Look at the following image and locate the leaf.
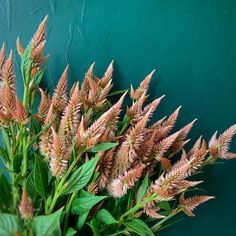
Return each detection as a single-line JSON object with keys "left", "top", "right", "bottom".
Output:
{"left": 88, "top": 218, "right": 101, "bottom": 236}
{"left": 137, "top": 174, "right": 149, "bottom": 203}
{"left": 13, "top": 153, "right": 22, "bottom": 173}
{"left": 123, "top": 218, "right": 154, "bottom": 236}
{"left": 76, "top": 212, "right": 89, "bottom": 231}
{"left": 65, "top": 227, "right": 77, "bottom": 236}
{"left": 87, "top": 142, "right": 118, "bottom": 153}
{"left": 0, "top": 146, "right": 10, "bottom": 164}
{"left": 0, "top": 175, "right": 11, "bottom": 208}
{"left": 157, "top": 201, "right": 171, "bottom": 213}
{"left": 71, "top": 194, "right": 107, "bottom": 215}
{"left": 20, "top": 44, "right": 32, "bottom": 84}
{"left": 34, "top": 154, "right": 48, "bottom": 199}
{"left": 1, "top": 129, "right": 11, "bottom": 155}
{"left": 32, "top": 207, "right": 63, "bottom": 236}
{"left": 108, "top": 89, "right": 128, "bottom": 97}
{"left": 96, "top": 209, "right": 117, "bottom": 225}
{"left": 0, "top": 213, "right": 20, "bottom": 236}
{"left": 63, "top": 155, "right": 100, "bottom": 196}
{"left": 26, "top": 171, "right": 38, "bottom": 199}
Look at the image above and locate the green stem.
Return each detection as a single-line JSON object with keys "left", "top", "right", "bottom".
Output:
{"left": 63, "top": 191, "right": 77, "bottom": 234}
{"left": 22, "top": 128, "right": 28, "bottom": 179}
{"left": 150, "top": 209, "right": 181, "bottom": 233}
{"left": 120, "top": 194, "right": 156, "bottom": 221}
{"left": 46, "top": 151, "right": 84, "bottom": 214}
{"left": 23, "top": 85, "right": 29, "bottom": 108}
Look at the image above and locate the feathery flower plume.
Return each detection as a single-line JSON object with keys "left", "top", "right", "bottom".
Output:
{"left": 108, "top": 164, "right": 144, "bottom": 198}
{"left": 12, "top": 97, "right": 28, "bottom": 124}
{"left": 79, "top": 93, "right": 126, "bottom": 148}
{"left": 16, "top": 37, "right": 24, "bottom": 57}
{"left": 19, "top": 189, "right": 34, "bottom": 220}
{"left": 168, "top": 119, "right": 197, "bottom": 158}
{"left": 97, "top": 148, "right": 115, "bottom": 190}
{"left": 1, "top": 51, "right": 16, "bottom": 93}
{"left": 179, "top": 193, "right": 214, "bottom": 217}
{"left": 50, "top": 128, "right": 69, "bottom": 176}
{"left": 142, "top": 95, "right": 165, "bottom": 117}
{"left": 59, "top": 82, "right": 81, "bottom": 144}
{"left": 130, "top": 70, "right": 155, "bottom": 100}
{"left": 0, "top": 42, "right": 6, "bottom": 71}
{"left": 209, "top": 124, "right": 236, "bottom": 159}
{"left": 30, "top": 15, "right": 48, "bottom": 74}
{"left": 39, "top": 103, "right": 55, "bottom": 159}
{"left": 52, "top": 65, "right": 68, "bottom": 113}
{"left": 35, "top": 88, "right": 51, "bottom": 122}
{"left": 112, "top": 108, "right": 153, "bottom": 179}
{"left": 147, "top": 161, "right": 191, "bottom": 201}
{"left": 100, "top": 60, "right": 114, "bottom": 87}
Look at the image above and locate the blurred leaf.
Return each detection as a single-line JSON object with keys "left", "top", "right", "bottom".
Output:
{"left": 123, "top": 218, "right": 154, "bottom": 236}
{"left": 96, "top": 209, "right": 117, "bottom": 225}
{"left": 34, "top": 154, "right": 48, "bottom": 199}
{"left": 87, "top": 142, "right": 118, "bottom": 153}
{"left": 76, "top": 212, "right": 89, "bottom": 231}
{"left": 26, "top": 171, "right": 38, "bottom": 199}
{"left": 65, "top": 227, "right": 77, "bottom": 236}
{"left": 33, "top": 207, "right": 63, "bottom": 236}
{"left": 1, "top": 129, "right": 11, "bottom": 155}
{"left": 63, "top": 155, "right": 100, "bottom": 196}
{"left": 0, "top": 146, "right": 9, "bottom": 164}
{"left": 72, "top": 195, "right": 107, "bottom": 215}
{"left": 13, "top": 154, "right": 22, "bottom": 173}
{"left": 108, "top": 89, "right": 128, "bottom": 97}
{"left": 0, "top": 213, "right": 20, "bottom": 236}
{"left": 157, "top": 201, "right": 171, "bottom": 213}
{"left": 0, "top": 174, "right": 11, "bottom": 208}
{"left": 88, "top": 218, "right": 101, "bottom": 236}
{"left": 137, "top": 174, "right": 149, "bottom": 203}
{"left": 21, "top": 44, "right": 32, "bottom": 84}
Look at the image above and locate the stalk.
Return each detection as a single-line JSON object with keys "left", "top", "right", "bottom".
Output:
{"left": 150, "top": 208, "right": 181, "bottom": 233}
{"left": 63, "top": 191, "right": 77, "bottom": 234}
{"left": 119, "top": 194, "right": 156, "bottom": 221}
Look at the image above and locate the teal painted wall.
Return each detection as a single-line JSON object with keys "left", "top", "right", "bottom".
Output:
{"left": 1, "top": 0, "right": 236, "bottom": 235}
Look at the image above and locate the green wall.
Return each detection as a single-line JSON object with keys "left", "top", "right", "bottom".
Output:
{"left": 1, "top": 0, "right": 236, "bottom": 235}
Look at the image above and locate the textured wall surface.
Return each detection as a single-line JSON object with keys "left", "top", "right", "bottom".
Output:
{"left": 0, "top": 0, "right": 236, "bottom": 235}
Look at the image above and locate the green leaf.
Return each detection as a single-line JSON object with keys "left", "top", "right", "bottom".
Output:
{"left": 26, "top": 171, "right": 38, "bottom": 199}
{"left": 87, "top": 142, "right": 118, "bottom": 153}
{"left": 0, "top": 146, "right": 10, "bottom": 164}
{"left": 72, "top": 194, "right": 107, "bottom": 215}
{"left": 13, "top": 154, "right": 22, "bottom": 173}
{"left": 34, "top": 154, "right": 48, "bottom": 199}
{"left": 157, "top": 201, "right": 171, "bottom": 213}
{"left": 137, "top": 174, "right": 149, "bottom": 203}
{"left": 21, "top": 44, "right": 32, "bottom": 85}
{"left": 63, "top": 155, "right": 100, "bottom": 196}
{"left": 65, "top": 227, "right": 77, "bottom": 236}
{"left": 1, "top": 129, "right": 11, "bottom": 155}
{"left": 108, "top": 89, "right": 128, "bottom": 97}
{"left": 33, "top": 208, "right": 63, "bottom": 236}
{"left": 88, "top": 218, "right": 101, "bottom": 236}
{"left": 123, "top": 218, "right": 155, "bottom": 236}
{"left": 0, "top": 175, "right": 11, "bottom": 208}
{"left": 0, "top": 213, "right": 20, "bottom": 236}
{"left": 76, "top": 212, "right": 89, "bottom": 231}
{"left": 96, "top": 209, "right": 117, "bottom": 225}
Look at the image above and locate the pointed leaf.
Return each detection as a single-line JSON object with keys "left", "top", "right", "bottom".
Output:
{"left": 0, "top": 214, "right": 20, "bottom": 236}
{"left": 34, "top": 154, "right": 48, "bottom": 199}
{"left": 137, "top": 174, "right": 149, "bottom": 203}
{"left": 87, "top": 142, "right": 118, "bottom": 153}
{"left": 63, "top": 155, "right": 100, "bottom": 195}
{"left": 32, "top": 208, "right": 63, "bottom": 236}
{"left": 96, "top": 209, "right": 117, "bottom": 225}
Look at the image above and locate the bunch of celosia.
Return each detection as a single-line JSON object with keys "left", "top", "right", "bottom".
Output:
{"left": 0, "top": 16, "right": 235, "bottom": 236}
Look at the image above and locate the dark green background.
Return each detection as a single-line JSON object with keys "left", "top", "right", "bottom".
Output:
{"left": 1, "top": 0, "right": 236, "bottom": 235}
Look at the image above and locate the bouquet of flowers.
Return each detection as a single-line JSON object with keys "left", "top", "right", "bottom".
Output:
{"left": 0, "top": 16, "right": 235, "bottom": 236}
